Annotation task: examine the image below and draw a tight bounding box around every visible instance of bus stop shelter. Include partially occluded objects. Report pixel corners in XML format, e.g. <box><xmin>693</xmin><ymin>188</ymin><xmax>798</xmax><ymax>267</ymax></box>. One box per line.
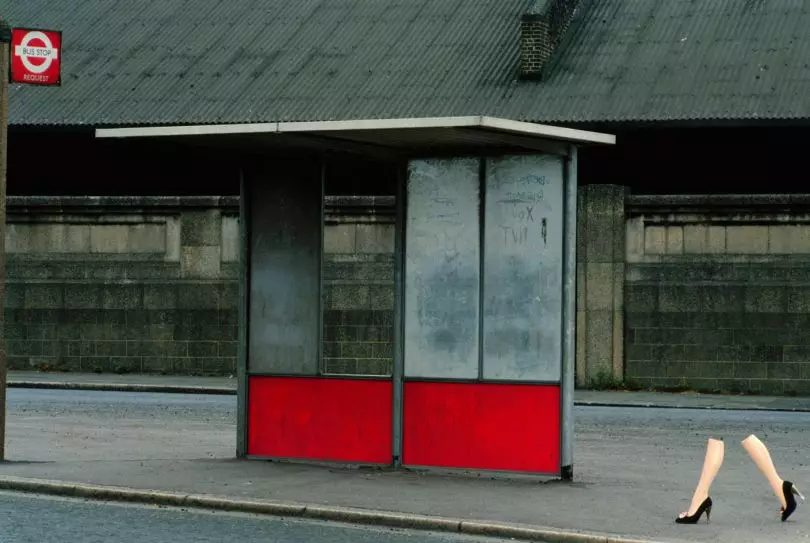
<box><xmin>97</xmin><ymin>116</ymin><xmax>615</xmax><ymax>479</ymax></box>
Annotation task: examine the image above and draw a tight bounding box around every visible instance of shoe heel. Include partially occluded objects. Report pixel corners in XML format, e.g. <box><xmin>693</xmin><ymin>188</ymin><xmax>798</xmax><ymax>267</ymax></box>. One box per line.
<box><xmin>675</xmin><ymin>497</ymin><xmax>712</xmax><ymax>525</ymax></box>
<box><xmin>792</xmin><ymin>485</ymin><xmax>805</xmax><ymax>501</ymax></box>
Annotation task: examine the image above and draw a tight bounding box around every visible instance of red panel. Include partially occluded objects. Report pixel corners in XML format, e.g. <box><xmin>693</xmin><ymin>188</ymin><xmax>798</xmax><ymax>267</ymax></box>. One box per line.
<box><xmin>403</xmin><ymin>382</ymin><xmax>560</xmax><ymax>473</ymax></box>
<box><xmin>248</xmin><ymin>376</ymin><xmax>392</xmax><ymax>464</ymax></box>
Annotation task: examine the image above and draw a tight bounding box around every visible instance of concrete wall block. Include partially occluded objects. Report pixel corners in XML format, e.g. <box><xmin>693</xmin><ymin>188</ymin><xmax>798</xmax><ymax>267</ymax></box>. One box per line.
<box><xmin>220</xmin><ymin>215</ymin><xmax>240</xmax><ymax>262</ymax></box>
<box><xmin>330</xmin><ymin>285</ymin><xmax>370</xmax><ymax>310</ymax></box>
<box><xmin>95</xmin><ymin>341</ymin><xmax>128</xmax><ymax>357</ymax></box>
<box><xmin>102</xmin><ymin>284</ymin><xmax>143</xmax><ymax>309</ymax></box>
<box><xmin>703</xmin><ymin>286</ymin><xmax>745</xmax><ymax>313</ymax></box>
<box><xmin>576</xmin><ymin>186</ymin><xmax>587</xmax><ymax>264</ymax></box>
<box><xmin>644</xmin><ymin>226</ymin><xmax>667</xmax><ymax>255</ymax></box>
<box><xmin>5</xmin><ymin>283</ymin><xmax>25</xmax><ymax>309</ymax></box>
<box><xmin>182</xmin><ymin>246</ymin><xmax>221</xmax><ymax>279</ymax></box>
<box><xmin>658</xmin><ymin>285</ymin><xmax>701</xmax><ymax>312</ymax></box>
<box><xmin>745</xmin><ymin>286</ymin><xmax>787</xmax><ymax>313</ymax></box>
<box><xmin>129</xmin><ymin>223</ymin><xmax>166</xmax><ymax>253</ymax></box>
<box><xmin>666</xmin><ymin>226</ymin><xmax>684</xmax><ymax>254</ymax></box>
<box><xmin>165</xmin><ymin>216</ymin><xmax>181</xmax><ymax>262</ymax></box>
<box><xmin>749</xmin><ymin>345</ymin><xmax>782</xmax><ymax>362</ymax></box>
<box><xmin>787</xmin><ymin>287</ymin><xmax>810</xmax><ymax>313</ymax></box>
<box><xmin>575</xmin><ymin>309</ymin><xmax>587</xmax><ymax>386</ymax></box>
<box><xmin>356</xmin><ymin>359</ymin><xmax>391</xmax><ymax>375</ymax></box>
<box><xmin>769</xmin><ymin>225</ymin><xmax>810</xmax><ymax>254</ymax></box>
<box><xmin>341</xmin><ymin>342</ymin><xmax>373</xmax><ymax>359</ymax></box>
<box><xmin>683</xmin><ymin>225</ymin><xmax>707</xmax><ymax>254</ymax></box>
<box><xmin>613</xmin><ymin>264</ymin><xmax>625</xmax><ymax>310</ymax></box>
<box><xmin>27</xmin><ymin>224</ymin><xmax>63</xmax><ymax>252</ymax></box>
<box><xmin>625</xmin><ymin>217</ymin><xmax>645</xmax><ymax>261</ymax></box>
<box><xmin>142</xmin><ymin>357</ymin><xmax>174</xmax><ymax>374</ymax></box>
<box><xmin>610</xmin><ymin>188</ymin><xmax>628</xmax><ymax>261</ymax></box>
<box><xmin>625</xmin><ymin>343</ymin><xmax>652</xmax><ymax>361</ymax></box>
<box><xmin>632</xmin><ymin>328</ymin><xmax>660</xmax><ymax>344</ymax></box>
<box><xmin>784</xmin><ymin>346</ymin><xmax>810</xmax><ymax>363</ymax></box>
<box><xmin>706</xmin><ymin>226</ymin><xmax>727</xmax><ymax>253</ymax></box>
<box><xmin>368</xmin><ymin>285</ymin><xmax>395</xmax><ymax>310</ymax></box>
<box><xmin>733</xmin><ymin>362</ymin><xmax>767</xmax><ymax>379</ymax></box>
<box><xmin>684</xmin><ymin>345</ymin><xmax>718</xmax><ymax>361</ymax></box>
<box><xmin>144</xmin><ymin>285</ymin><xmax>178</xmax><ymax>310</ymax></box>
<box><xmin>576</xmin><ymin>263</ymin><xmax>586</xmax><ymax>310</ymax></box>
<box><xmin>704</xmin><ymin>362</ymin><xmax>735</xmax><ymax>379</ymax></box>
<box><xmin>201</xmin><ymin>357</ymin><xmax>235</xmax><ymax>375</ymax></box>
<box><xmin>652</xmin><ymin>344</ymin><xmax>685</xmax><ymax>362</ymax></box>
<box><xmin>6</xmin><ymin>223</ymin><xmax>83</xmax><ymax>253</ymax></box>
<box><xmin>585</xmin><ymin>262</ymin><xmax>614</xmax><ymax>310</ymax></box>
<box><xmin>65</xmin><ymin>225</ymin><xmax>91</xmax><ymax>252</ymax></box>
<box><xmin>219</xmin><ymin>341</ymin><xmax>238</xmax><ymax>357</ymax></box>
<box><xmin>324</xmin><ymin>224</ymin><xmax>356</xmax><ymax>254</ymax></box>
<box><xmin>584</xmin><ymin>309</ymin><xmax>613</xmax><ymax>378</ymax></box>
<box><xmin>24</xmin><ymin>285</ymin><xmax>63</xmax><ymax>309</ymax></box>
<box><xmin>582</xmin><ymin>185</ymin><xmax>626</xmax><ymax>263</ymax></box>
<box><xmin>612</xmin><ymin>309</ymin><xmax>623</xmax><ymax>377</ymax></box>
<box><xmin>181</xmin><ymin>210</ymin><xmax>221</xmax><ymax>247</ymax></box>
<box><xmin>178</xmin><ymin>284</ymin><xmax>220</xmax><ymax>309</ymax></box>
<box><xmin>323</xmin><ymin>358</ymin><xmax>355</xmax><ymax>375</ymax></box>
<box><xmin>784</xmin><ymin>378</ymin><xmax>810</xmax><ymax>395</ymax></box>
<box><xmin>188</xmin><ymin>341</ymin><xmax>218</xmax><ymax>357</ymax></box>
<box><xmin>219</xmin><ymin>283</ymin><xmax>238</xmax><ymax>309</ymax></box>
<box><xmin>586</xmin><ymin>220</ymin><xmax>617</xmax><ymax>263</ymax></box>
<box><xmin>372</xmin><ymin>342</ymin><xmax>393</xmax><ymax>359</ymax></box>
<box><xmin>355</xmin><ymin>223</ymin><xmax>395</xmax><ymax>254</ymax></box>
<box><xmin>64</xmin><ymin>284</ymin><xmax>102</xmax><ymax>309</ymax></box>
<box><xmin>625</xmin><ymin>284</ymin><xmax>657</xmax><ymax>313</ymax></box>
<box><xmin>726</xmin><ymin>225</ymin><xmax>768</xmax><ymax>254</ymax></box>
<box><xmin>6</xmin><ymin>223</ymin><xmax>29</xmax><ymax>253</ymax></box>
<box><xmin>90</xmin><ymin>225</ymin><xmax>130</xmax><ymax>253</ymax></box>
<box><xmin>768</xmin><ymin>362</ymin><xmax>802</xmax><ymax>380</ymax></box>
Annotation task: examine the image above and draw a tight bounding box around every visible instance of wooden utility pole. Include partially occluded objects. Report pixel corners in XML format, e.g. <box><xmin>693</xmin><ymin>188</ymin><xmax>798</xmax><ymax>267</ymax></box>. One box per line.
<box><xmin>0</xmin><ymin>18</ymin><xmax>11</xmax><ymax>461</ymax></box>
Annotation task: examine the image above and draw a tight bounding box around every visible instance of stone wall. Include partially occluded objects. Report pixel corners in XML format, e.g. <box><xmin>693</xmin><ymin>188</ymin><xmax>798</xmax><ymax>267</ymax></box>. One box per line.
<box><xmin>576</xmin><ymin>185</ymin><xmax>626</xmax><ymax>386</ymax></box>
<box><xmin>624</xmin><ymin>195</ymin><xmax>810</xmax><ymax>395</ymax></box>
<box><xmin>5</xmin><ymin>196</ymin><xmax>395</xmax><ymax>376</ymax></box>
<box><xmin>12</xmin><ymin>191</ymin><xmax>810</xmax><ymax>394</ymax></box>
<box><xmin>322</xmin><ymin>197</ymin><xmax>395</xmax><ymax>376</ymax></box>
<box><xmin>5</xmin><ymin>197</ymin><xmax>240</xmax><ymax>375</ymax></box>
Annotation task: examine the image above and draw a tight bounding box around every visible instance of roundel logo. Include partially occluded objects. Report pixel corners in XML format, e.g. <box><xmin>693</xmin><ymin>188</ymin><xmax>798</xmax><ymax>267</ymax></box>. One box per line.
<box><xmin>10</xmin><ymin>28</ymin><xmax>62</xmax><ymax>86</ymax></box>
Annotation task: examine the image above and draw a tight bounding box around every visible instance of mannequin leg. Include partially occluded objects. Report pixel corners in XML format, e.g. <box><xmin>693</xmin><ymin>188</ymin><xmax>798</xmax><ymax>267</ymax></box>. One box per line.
<box><xmin>680</xmin><ymin>438</ymin><xmax>725</xmax><ymax>518</ymax></box>
<box><xmin>742</xmin><ymin>434</ymin><xmax>788</xmax><ymax>508</ymax></box>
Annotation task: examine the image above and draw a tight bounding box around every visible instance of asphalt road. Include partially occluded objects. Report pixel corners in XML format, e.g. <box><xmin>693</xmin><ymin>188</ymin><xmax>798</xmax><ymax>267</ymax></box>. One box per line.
<box><xmin>0</xmin><ymin>491</ymin><xmax>501</xmax><ymax>543</ymax></box>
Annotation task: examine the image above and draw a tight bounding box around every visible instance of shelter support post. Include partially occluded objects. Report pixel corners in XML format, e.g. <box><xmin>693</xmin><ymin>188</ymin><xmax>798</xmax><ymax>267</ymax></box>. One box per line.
<box><xmin>560</xmin><ymin>147</ymin><xmax>577</xmax><ymax>479</ymax></box>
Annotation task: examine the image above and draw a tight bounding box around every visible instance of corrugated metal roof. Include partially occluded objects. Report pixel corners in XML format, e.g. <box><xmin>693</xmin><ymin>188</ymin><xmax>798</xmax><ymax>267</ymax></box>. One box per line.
<box><xmin>6</xmin><ymin>0</ymin><xmax>810</xmax><ymax>127</ymax></box>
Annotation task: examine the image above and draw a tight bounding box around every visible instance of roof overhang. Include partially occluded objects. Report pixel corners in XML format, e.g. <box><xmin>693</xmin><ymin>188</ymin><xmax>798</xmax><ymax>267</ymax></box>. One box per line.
<box><xmin>95</xmin><ymin>116</ymin><xmax>615</xmax><ymax>157</ymax></box>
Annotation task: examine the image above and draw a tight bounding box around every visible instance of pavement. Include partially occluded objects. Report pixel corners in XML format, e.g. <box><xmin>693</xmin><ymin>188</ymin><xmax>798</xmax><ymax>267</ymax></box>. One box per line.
<box><xmin>9</xmin><ymin>370</ymin><xmax>810</xmax><ymax>412</ymax></box>
<box><xmin>7</xmin><ymin>371</ymin><xmax>236</xmax><ymax>395</ymax></box>
<box><xmin>3</xmin><ymin>373</ymin><xmax>810</xmax><ymax>543</ymax></box>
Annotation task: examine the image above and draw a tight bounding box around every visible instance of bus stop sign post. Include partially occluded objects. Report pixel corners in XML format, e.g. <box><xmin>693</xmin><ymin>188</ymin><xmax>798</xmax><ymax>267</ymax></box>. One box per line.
<box><xmin>0</xmin><ymin>22</ymin><xmax>61</xmax><ymax>460</ymax></box>
<box><xmin>0</xmin><ymin>18</ymin><xmax>10</xmax><ymax>461</ymax></box>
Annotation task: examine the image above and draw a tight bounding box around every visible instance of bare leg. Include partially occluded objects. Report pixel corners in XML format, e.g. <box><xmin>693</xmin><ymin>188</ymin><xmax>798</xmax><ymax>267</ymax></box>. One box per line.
<box><xmin>679</xmin><ymin>438</ymin><xmax>724</xmax><ymax>518</ymax></box>
<box><xmin>742</xmin><ymin>434</ymin><xmax>787</xmax><ymax>509</ymax></box>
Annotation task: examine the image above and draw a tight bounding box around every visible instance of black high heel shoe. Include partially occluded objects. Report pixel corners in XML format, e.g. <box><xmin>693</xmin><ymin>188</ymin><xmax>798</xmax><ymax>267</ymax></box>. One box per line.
<box><xmin>675</xmin><ymin>497</ymin><xmax>713</xmax><ymax>524</ymax></box>
<box><xmin>781</xmin><ymin>481</ymin><xmax>805</xmax><ymax>522</ymax></box>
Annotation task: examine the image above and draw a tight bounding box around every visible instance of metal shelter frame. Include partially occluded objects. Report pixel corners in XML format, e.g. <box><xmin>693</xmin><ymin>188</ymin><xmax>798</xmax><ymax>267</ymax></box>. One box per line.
<box><xmin>97</xmin><ymin>116</ymin><xmax>615</xmax><ymax>478</ymax></box>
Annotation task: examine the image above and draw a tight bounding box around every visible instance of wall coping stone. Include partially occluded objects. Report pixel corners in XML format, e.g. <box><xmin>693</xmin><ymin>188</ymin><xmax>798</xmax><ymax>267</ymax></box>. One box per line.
<box><xmin>7</xmin><ymin>195</ymin><xmax>395</xmax><ymax>216</ymax></box>
<box><xmin>628</xmin><ymin>194</ymin><xmax>810</xmax><ymax>215</ymax></box>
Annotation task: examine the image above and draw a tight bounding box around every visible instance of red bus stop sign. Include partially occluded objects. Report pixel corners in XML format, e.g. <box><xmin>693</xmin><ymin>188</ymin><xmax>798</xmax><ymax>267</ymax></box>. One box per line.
<box><xmin>10</xmin><ymin>28</ymin><xmax>62</xmax><ymax>86</ymax></box>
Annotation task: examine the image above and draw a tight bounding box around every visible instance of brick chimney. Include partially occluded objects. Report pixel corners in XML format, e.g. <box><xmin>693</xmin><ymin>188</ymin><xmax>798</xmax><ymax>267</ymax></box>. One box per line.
<box><xmin>519</xmin><ymin>0</ymin><xmax>584</xmax><ymax>80</ymax></box>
